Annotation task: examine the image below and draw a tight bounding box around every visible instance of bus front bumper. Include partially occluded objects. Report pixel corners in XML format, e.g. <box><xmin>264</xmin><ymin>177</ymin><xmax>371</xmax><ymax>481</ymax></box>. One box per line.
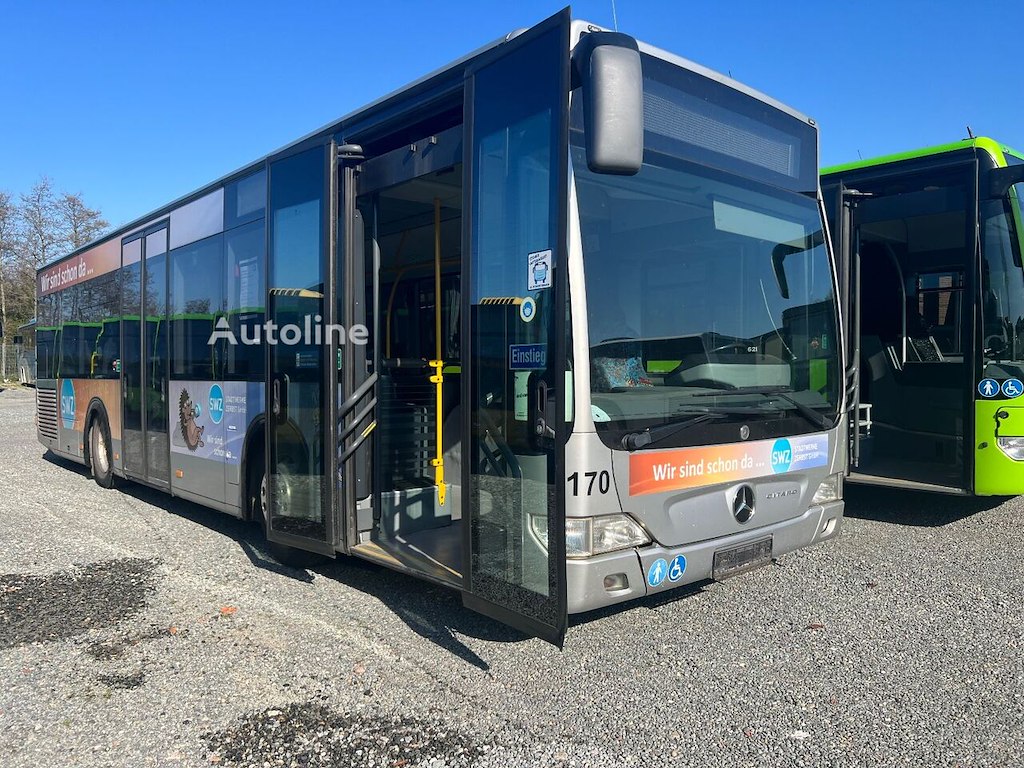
<box><xmin>566</xmin><ymin>500</ymin><xmax>844</xmax><ymax>614</ymax></box>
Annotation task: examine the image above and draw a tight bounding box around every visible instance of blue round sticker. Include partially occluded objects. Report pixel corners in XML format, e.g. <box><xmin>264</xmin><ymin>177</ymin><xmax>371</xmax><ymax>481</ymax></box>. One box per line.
<box><xmin>770</xmin><ymin>437</ymin><xmax>793</xmax><ymax>474</ymax></box>
<box><xmin>59</xmin><ymin>378</ymin><xmax>76</xmax><ymax>429</ymax></box>
<box><xmin>1002</xmin><ymin>378</ymin><xmax>1023</xmax><ymax>399</ymax></box>
<box><xmin>647</xmin><ymin>558</ymin><xmax>668</xmax><ymax>588</ymax></box>
<box><xmin>519</xmin><ymin>297</ymin><xmax>536</xmax><ymax>323</ymax></box>
<box><xmin>209</xmin><ymin>384</ymin><xmax>225</xmax><ymax>424</ymax></box>
<box><xmin>979</xmin><ymin>378</ymin><xmax>1000</xmax><ymax>398</ymax></box>
<box><xmin>667</xmin><ymin>554</ymin><xmax>687</xmax><ymax>583</ymax></box>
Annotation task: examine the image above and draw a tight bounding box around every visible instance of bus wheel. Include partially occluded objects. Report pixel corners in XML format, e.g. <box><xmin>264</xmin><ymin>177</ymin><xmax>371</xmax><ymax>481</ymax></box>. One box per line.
<box><xmin>88</xmin><ymin>414</ymin><xmax>115</xmax><ymax>489</ymax></box>
<box><xmin>248</xmin><ymin>451</ymin><xmax>325</xmax><ymax>569</ymax></box>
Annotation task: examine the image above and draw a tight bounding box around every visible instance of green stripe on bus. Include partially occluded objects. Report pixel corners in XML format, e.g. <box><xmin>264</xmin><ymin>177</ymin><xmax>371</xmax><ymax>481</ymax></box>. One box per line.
<box><xmin>823</xmin><ymin>137</ymin><xmax>1022</xmax><ymax>175</ymax></box>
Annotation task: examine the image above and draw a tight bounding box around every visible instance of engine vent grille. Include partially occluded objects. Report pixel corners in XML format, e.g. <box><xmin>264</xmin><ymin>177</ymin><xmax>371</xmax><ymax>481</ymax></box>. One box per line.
<box><xmin>37</xmin><ymin>388</ymin><xmax>58</xmax><ymax>440</ymax></box>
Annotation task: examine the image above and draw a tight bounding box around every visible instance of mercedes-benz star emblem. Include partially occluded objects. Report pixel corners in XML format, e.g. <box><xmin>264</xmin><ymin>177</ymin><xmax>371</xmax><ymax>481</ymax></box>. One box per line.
<box><xmin>733</xmin><ymin>485</ymin><xmax>755</xmax><ymax>523</ymax></box>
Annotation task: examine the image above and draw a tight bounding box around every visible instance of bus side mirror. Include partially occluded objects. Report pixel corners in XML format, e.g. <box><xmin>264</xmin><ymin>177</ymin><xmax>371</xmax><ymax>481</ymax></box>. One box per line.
<box><xmin>987</xmin><ymin>164</ymin><xmax>1024</xmax><ymax>198</ymax></box>
<box><xmin>573</xmin><ymin>31</ymin><xmax>643</xmax><ymax>176</ymax></box>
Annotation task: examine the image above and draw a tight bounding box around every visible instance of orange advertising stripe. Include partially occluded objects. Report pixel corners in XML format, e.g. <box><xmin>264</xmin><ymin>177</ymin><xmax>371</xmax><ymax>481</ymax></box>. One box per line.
<box><xmin>39</xmin><ymin>239</ymin><xmax>121</xmax><ymax>296</ymax></box>
<box><xmin>629</xmin><ymin>441</ymin><xmax>774</xmax><ymax>496</ymax></box>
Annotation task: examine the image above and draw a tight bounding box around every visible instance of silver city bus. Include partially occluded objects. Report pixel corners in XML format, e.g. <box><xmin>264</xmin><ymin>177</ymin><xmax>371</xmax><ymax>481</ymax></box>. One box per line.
<box><xmin>34</xmin><ymin>10</ymin><xmax>845</xmax><ymax>645</ymax></box>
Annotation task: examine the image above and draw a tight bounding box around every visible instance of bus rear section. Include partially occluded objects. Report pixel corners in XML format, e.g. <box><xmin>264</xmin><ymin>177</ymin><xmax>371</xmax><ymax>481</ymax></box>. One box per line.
<box><xmin>823</xmin><ymin>137</ymin><xmax>1024</xmax><ymax>495</ymax></box>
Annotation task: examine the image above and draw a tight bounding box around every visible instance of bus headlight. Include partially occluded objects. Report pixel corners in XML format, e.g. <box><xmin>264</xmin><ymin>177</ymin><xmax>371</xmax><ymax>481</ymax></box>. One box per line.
<box><xmin>528</xmin><ymin>514</ymin><xmax>651</xmax><ymax>558</ymax></box>
<box><xmin>811</xmin><ymin>473</ymin><xmax>843</xmax><ymax>505</ymax></box>
<box><xmin>997</xmin><ymin>437</ymin><xmax>1024</xmax><ymax>461</ymax></box>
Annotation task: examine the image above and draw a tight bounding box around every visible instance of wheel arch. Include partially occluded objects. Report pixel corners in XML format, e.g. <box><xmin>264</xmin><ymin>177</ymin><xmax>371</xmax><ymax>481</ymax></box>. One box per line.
<box><xmin>239</xmin><ymin>414</ymin><xmax>266</xmax><ymax>521</ymax></box>
<box><xmin>83</xmin><ymin>397</ymin><xmax>113</xmax><ymax>466</ymax></box>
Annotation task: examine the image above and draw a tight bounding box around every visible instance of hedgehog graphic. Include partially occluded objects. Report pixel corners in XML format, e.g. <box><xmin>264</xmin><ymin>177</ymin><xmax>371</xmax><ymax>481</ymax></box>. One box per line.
<box><xmin>179</xmin><ymin>388</ymin><xmax>205</xmax><ymax>451</ymax></box>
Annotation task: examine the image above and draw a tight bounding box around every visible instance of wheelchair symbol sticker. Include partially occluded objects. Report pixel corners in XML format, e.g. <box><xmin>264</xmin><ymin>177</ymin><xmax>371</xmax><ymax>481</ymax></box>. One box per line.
<box><xmin>979</xmin><ymin>378</ymin><xmax>1000</xmax><ymax>398</ymax></box>
<box><xmin>667</xmin><ymin>554</ymin><xmax>686</xmax><ymax>582</ymax></box>
<box><xmin>1002</xmin><ymin>378</ymin><xmax>1023</xmax><ymax>399</ymax></box>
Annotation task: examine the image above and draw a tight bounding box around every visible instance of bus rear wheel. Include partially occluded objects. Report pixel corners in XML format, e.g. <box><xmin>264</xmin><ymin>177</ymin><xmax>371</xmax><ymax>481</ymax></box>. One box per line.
<box><xmin>88</xmin><ymin>414</ymin><xmax>115</xmax><ymax>489</ymax></box>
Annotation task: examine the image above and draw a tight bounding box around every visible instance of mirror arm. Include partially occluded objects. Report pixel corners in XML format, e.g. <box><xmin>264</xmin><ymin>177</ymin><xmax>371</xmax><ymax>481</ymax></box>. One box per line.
<box><xmin>987</xmin><ymin>164</ymin><xmax>1024</xmax><ymax>198</ymax></box>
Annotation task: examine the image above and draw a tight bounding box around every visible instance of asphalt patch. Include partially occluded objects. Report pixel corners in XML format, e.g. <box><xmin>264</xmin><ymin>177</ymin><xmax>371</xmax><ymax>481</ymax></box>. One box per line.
<box><xmin>0</xmin><ymin>558</ymin><xmax>159</xmax><ymax>649</ymax></box>
<box><xmin>98</xmin><ymin>670</ymin><xmax>146</xmax><ymax>689</ymax></box>
<box><xmin>204</xmin><ymin>702</ymin><xmax>480</xmax><ymax>767</ymax></box>
<box><xmin>85</xmin><ymin>626</ymin><xmax>173</xmax><ymax>660</ymax></box>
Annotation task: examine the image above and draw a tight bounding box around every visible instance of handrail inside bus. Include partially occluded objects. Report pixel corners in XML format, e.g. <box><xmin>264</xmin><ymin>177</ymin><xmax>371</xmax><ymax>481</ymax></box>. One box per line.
<box><xmin>431</xmin><ymin>195</ymin><xmax>447</xmax><ymax>508</ymax></box>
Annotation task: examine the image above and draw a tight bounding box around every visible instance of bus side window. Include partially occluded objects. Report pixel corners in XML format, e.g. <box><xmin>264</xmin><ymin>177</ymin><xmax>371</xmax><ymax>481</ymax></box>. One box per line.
<box><xmin>904</xmin><ymin>271</ymin><xmax>963</xmax><ymax>362</ymax></box>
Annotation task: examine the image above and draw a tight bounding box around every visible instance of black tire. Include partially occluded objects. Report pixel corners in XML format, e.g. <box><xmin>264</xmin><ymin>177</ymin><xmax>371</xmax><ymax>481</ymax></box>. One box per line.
<box><xmin>88</xmin><ymin>413</ymin><xmax>115</xmax><ymax>489</ymax></box>
<box><xmin>247</xmin><ymin>446</ymin><xmax>325</xmax><ymax>569</ymax></box>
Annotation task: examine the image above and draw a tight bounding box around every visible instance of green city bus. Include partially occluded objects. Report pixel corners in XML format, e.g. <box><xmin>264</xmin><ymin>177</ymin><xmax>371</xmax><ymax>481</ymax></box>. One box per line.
<box><xmin>824</xmin><ymin>137</ymin><xmax>1024</xmax><ymax>494</ymax></box>
<box><xmin>35</xmin><ymin>10</ymin><xmax>847</xmax><ymax>645</ymax></box>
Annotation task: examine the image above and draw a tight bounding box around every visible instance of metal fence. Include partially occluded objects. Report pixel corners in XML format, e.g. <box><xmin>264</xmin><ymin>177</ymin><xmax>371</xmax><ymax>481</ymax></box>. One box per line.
<box><xmin>0</xmin><ymin>344</ymin><xmax>35</xmax><ymax>385</ymax></box>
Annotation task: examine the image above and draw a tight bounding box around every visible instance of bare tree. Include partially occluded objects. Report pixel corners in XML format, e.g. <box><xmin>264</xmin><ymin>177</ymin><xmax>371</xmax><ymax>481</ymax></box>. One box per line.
<box><xmin>19</xmin><ymin>178</ymin><xmax>62</xmax><ymax>322</ymax></box>
<box><xmin>58</xmin><ymin>192</ymin><xmax>108</xmax><ymax>250</ymax></box>
<box><xmin>0</xmin><ymin>190</ymin><xmax>15</xmax><ymax>381</ymax></box>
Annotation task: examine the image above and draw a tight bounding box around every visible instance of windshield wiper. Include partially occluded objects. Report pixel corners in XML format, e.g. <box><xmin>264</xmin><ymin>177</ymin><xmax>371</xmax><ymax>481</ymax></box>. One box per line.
<box><xmin>621</xmin><ymin>412</ymin><xmax>727</xmax><ymax>451</ymax></box>
<box><xmin>692</xmin><ymin>386</ymin><xmax>834</xmax><ymax>430</ymax></box>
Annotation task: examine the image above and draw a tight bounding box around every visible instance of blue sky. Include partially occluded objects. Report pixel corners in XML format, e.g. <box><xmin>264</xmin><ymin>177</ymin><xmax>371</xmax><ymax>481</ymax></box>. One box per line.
<box><xmin>2</xmin><ymin>1</ymin><xmax>1021</xmax><ymax>230</ymax></box>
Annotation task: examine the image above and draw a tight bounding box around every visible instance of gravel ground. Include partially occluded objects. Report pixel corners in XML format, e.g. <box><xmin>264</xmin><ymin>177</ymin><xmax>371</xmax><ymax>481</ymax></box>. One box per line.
<box><xmin>1</xmin><ymin>385</ymin><xmax>1023</xmax><ymax>767</ymax></box>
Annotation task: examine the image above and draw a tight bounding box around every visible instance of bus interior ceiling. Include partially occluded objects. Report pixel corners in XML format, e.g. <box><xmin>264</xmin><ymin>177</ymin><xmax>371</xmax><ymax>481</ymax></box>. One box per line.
<box><xmin>854</xmin><ymin>178</ymin><xmax>970</xmax><ymax>490</ymax></box>
<box><xmin>352</xmin><ymin>166</ymin><xmax>465</xmax><ymax>585</ymax></box>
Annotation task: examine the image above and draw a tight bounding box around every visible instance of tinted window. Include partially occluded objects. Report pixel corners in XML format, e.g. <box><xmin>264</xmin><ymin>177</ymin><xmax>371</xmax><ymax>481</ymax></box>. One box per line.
<box><xmin>225</xmin><ymin>219</ymin><xmax>265</xmax><ymax>379</ymax></box>
<box><xmin>905</xmin><ymin>270</ymin><xmax>963</xmax><ymax>360</ymax></box>
<box><xmin>145</xmin><ymin>245</ymin><xmax>169</xmax><ymax>436</ymax></box>
<box><xmin>226</xmin><ymin>169</ymin><xmax>267</xmax><ymax>229</ymax></box>
<box><xmin>58</xmin><ymin>284</ymin><xmax>89</xmax><ymax>378</ymax></box>
<box><xmin>981</xmin><ymin>190</ymin><xmax>1024</xmax><ymax>374</ymax></box>
<box><xmin>36</xmin><ymin>293</ymin><xmax>59</xmax><ymax>379</ymax></box>
<box><xmin>270</xmin><ymin>149</ymin><xmax>323</xmax><ymax>291</ymax></box>
<box><xmin>169</xmin><ymin>234</ymin><xmax>224</xmax><ymax>379</ymax></box>
<box><xmin>80</xmin><ymin>271</ymin><xmax>121</xmax><ymax>379</ymax></box>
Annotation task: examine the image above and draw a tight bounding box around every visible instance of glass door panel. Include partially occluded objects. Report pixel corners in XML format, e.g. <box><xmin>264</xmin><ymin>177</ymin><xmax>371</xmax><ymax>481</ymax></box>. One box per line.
<box><xmin>121</xmin><ymin>236</ymin><xmax>143</xmax><ymax>476</ymax></box>
<box><xmin>266</xmin><ymin>146</ymin><xmax>333</xmax><ymax>552</ymax></box>
<box><xmin>144</xmin><ymin>227</ymin><xmax>169</xmax><ymax>484</ymax></box>
<box><xmin>462</xmin><ymin>10</ymin><xmax>569</xmax><ymax>645</ymax></box>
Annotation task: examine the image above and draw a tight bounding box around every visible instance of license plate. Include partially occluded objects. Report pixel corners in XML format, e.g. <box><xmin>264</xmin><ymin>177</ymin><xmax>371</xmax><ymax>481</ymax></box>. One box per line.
<box><xmin>712</xmin><ymin>537</ymin><xmax>773</xmax><ymax>580</ymax></box>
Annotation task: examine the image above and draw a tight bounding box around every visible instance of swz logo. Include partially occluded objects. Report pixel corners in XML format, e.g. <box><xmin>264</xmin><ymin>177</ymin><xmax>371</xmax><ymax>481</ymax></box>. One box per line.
<box><xmin>770</xmin><ymin>438</ymin><xmax>793</xmax><ymax>474</ymax></box>
<box><xmin>208</xmin><ymin>384</ymin><xmax>225</xmax><ymax>425</ymax></box>
<box><xmin>60</xmin><ymin>379</ymin><xmax>76</xmax><ymax>429</ymax></box>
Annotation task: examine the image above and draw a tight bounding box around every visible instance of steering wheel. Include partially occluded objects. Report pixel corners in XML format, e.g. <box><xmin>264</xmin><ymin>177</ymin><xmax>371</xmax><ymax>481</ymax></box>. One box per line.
<box><xmin>984</xmin><ymin>334</ymin><xmax>1007</xmax><ymax>356</ymax></box>
<box><xmin>709</xmin><ymin>341</ymin><xmax>754</xmax><ymax>355</ymax></box>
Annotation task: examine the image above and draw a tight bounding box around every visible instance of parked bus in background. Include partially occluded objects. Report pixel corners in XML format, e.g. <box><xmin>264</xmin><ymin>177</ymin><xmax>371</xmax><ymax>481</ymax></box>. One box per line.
<box><xmin>35</xmin><ymin>10</ymin><xmax>846</xmax><ymax>645</ymax></box>
<box><xmin>823</xmin><ymin>137</ymin><xmax>1024</xmax><ymax>495</ymax></box>
<box><xmin>16</xmin><ymin>320</ymin><xmax>37</xmax><ymax>386</ymax></box>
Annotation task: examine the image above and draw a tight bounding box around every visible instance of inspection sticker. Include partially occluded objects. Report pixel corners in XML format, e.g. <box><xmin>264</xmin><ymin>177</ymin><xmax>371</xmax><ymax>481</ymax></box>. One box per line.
<box><xmin>527</xmin><ymin>249</ymin><xmax>552</xmax><ymax>290</ymax></box>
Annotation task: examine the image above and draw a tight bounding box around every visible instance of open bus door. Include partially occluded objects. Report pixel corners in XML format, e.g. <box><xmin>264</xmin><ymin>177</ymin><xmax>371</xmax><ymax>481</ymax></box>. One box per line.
<box><xmin>828</xmin><ymin>159</ymin><xmax>979</xmax><ymax>493</ymax></box>
<box><xmin>823</xmin><ymin>182</ymin><xmax>866</xmax><ymax>471</ymax></box>
<box><xmin>460</xmin><ymin>9</ymin><xmax>571</xmax><ymax>646</ymax></box>
<box><xmin>265</xmin><ymin>146</ymin><xmax>337</xmax><ymax>556</ymax></box>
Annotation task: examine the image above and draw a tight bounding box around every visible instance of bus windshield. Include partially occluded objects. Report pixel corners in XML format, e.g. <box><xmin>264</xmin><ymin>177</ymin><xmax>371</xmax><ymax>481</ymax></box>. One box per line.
<box><xmin>572</xmin><ymin>57</ymin><xmax>839</xmax><ymax>450</ymax></box>
<box><xmin>981</xmin><ymin>179</ymin><xmax>1024</xmax><ymax>377</ymax></box>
